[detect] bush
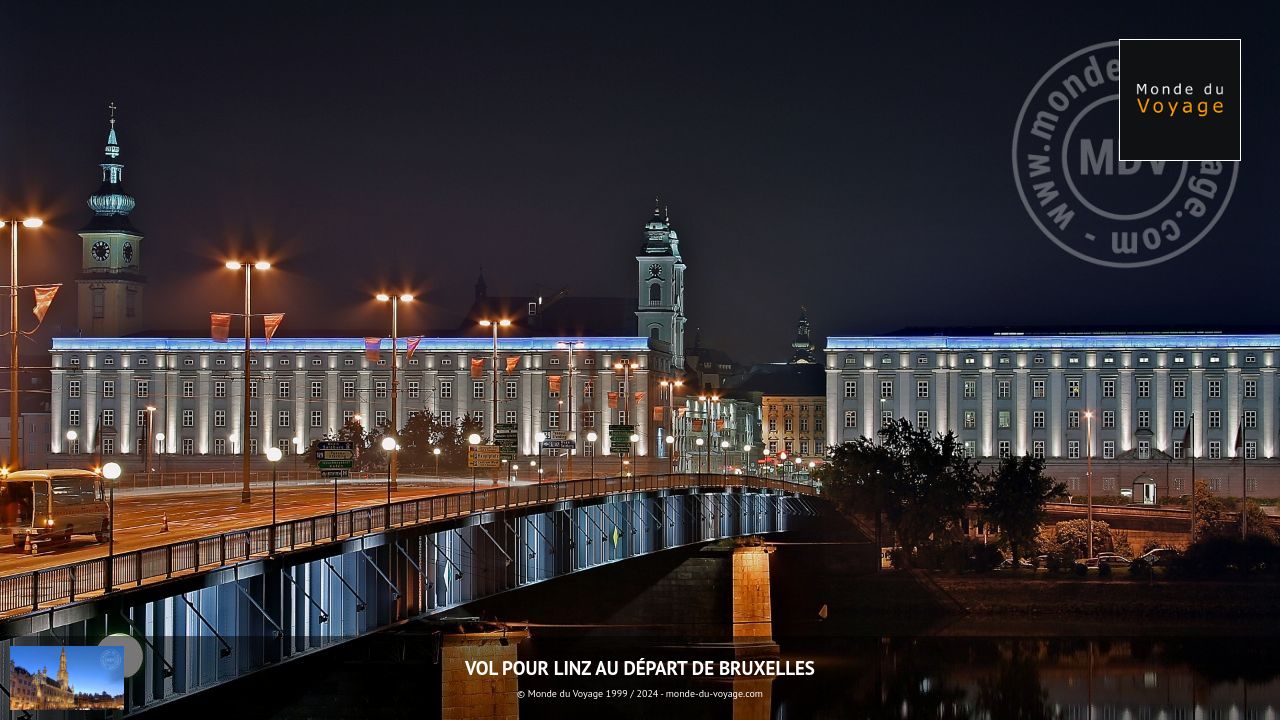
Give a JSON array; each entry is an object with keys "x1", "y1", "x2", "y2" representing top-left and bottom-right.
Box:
[
  {"x1": 1071, "y1": 562, "x2": 1087, "y2": 577},
  {"x1": 1141, "y1": 537, "x2": 1167, "y2": 555},
  {"x1": 1130, "y1": 557, "x2": 1153, "y2": 579},
  {"x1": 969, "y1": 543, "x2": 1003, "y2": 573},
  {"x1": 1045, "y1": 554, "x2": 1064, "y2": 572},
  {"x1": 1175, "y1": 535, "x2": 1280, "y2": 577},
  {"x1": 1097, "y1": 562, "x2": 1113, "y2": 579}
]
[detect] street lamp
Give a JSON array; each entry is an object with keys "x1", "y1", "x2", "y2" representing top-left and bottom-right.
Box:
[
  {"x1": 65, "y1": 430, "x2": 77, "y2": 455},
  {"x1": 695, "y1": 437, "x2": 705, "y2": 476},
  {"x1": 433, "y1": 446, "x2": 441, "y2": 480},
  {"x1": 266, "y1": 446, "x2": 283, "y2": 551},
  {"x1": 144, "y1": 406, "x2": 157, "y2": 472},
  {"x1": 101, "y1": 461, "x2": 122, "y2": 591},
  {"x1": 743, "y1": 445, "x2": 752, "y2": 476},
  {"x1": 225, "y1": 259, "x2": 271, "y2": 503},
  {"x1": 665, "y1": 435, "x2": 676, "y2": 476},
  {"x1": 468, "y1": 433, "x2": 483, "y2": 509},
  {"x1": 586, "y1": 431, "x2": 598, "y2": 478},
  {"x1": 1084, "y1": 410, "x2": 1095, "y2": 558},
  {"x1": 2, "y1": 216, "x2": 42, "y2": 470},
  {"x1": 630, "y1": 433, "x2": 640, "y2": 488},
  {"x1": 381, "y1": 436, "x2": 397, "y2": 528},
  {"x1": 376, "y1": 293, "x2": 413, "y2": 491},
  {"x1": 557, "y1": 340, "x2": 585, "y2": 476},
  {"x1": 478, "y1": 319, "x2": 512, "y2": 443},
  {"x1": 614, "y1": 360, "x2": 635, "y2": 468},
  {"x1": 659, "y1": 379, "x2": 683, "y2": 475},
  {"x1": 720, "y1": 439, "x2": 730, "y2": 474}
]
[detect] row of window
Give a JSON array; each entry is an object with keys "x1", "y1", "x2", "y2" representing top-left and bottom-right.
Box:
[
  {"x1": 842, "y1": 377, "x2": 1262, "y2": 400},
  {"x1": 946, "y1": 438, "x2": 1258, "y2": 461},
  {"x1": 67, "y1": 377, "x2": 605, "y2": 401},
  {"x1": 841, "y1": 408, "x2": 1259, "y2": 433},
  {"x1": 842, "y1": 351, "x2": 1257, "y2": 368},
  {"x1": 64, "y1": 407, "x2": 614, "y2": 432},
  {"x1": 62, "y1": 354, "x2": 609, "y2": 369}
]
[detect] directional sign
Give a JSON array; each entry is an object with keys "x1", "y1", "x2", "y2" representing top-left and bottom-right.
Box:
[
  {"x1": 468, "y1": 443, "x2": 502, "y2": 468},
  {"x1": 609, "y1": 424, "x2": 635, "y2": 455},
  {"x1": 321, "y1": 469, "x2": 350, "y2": 479},
  {"x1": 541, "y1": 439, "x2": 576, "y2": 450},
  {"x1": 317, "y1": 441, "x2": 355, "y2": 471}
]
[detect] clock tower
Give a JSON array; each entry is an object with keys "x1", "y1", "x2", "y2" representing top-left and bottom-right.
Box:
[
  {"x1": 77, "y1": 104, "x2": 145, "y2": 337},
  {"x1": 635, "y1": 199, "x2": 686, "y2": 370}
]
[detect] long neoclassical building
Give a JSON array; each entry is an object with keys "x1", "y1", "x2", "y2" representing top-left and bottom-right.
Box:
[{"x1": 825, "y1": 332, "x2": 1280, "y2": 500}]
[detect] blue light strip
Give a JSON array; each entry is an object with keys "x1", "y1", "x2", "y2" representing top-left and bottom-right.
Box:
[
  {"x1": 51, "y1": 336, "x2": 653, "y2": 352},
  {"x1": 826, "y1": 334, "x2": 1280, "y2": 351}
]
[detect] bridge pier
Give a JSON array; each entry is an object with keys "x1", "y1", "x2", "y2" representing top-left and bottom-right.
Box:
[
  {"x1": 440, "y1": 630, "x2": 528, "y2": 720},
  {"x1": 730, "y1": 540, "x2": 777, "y2": 655}
]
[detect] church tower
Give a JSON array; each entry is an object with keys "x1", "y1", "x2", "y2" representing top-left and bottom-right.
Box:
[
  {"x1": 77, "y1": 103, "x2": 145, "y2": 337},
  {"x1": 636, "y1": 198, "x2": 686, "y2": 370},
  {"x1": 790, "y1": 307, "x2": 816, "y2": 364},
  {"x1": 56, "y1": 646, "x2": 69, "y2": 690}
]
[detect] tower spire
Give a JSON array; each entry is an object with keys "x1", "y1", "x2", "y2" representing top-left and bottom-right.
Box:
[{"x1": 790, "y1": 306, "x2": 815, "y2": 364}]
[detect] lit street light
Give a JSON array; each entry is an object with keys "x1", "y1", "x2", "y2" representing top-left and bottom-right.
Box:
[
  {"x1": 65, "y1": 430, "x2": 77, "y2": 455},
  {"x1": 433, "y1": 446, "x2": 442, "y2": 480},
  {"x1": 478, "y1": 319, "x2": 512, "y2": 443},
  {"x1": 376, "y1": 292, "x2": 413, "y2": 491},
  {"x1": 225, "y1": 259, "x2": 271, "y2": 503},
  {"x1": 1084, "y1": 410, "x2": 1094, "y2": 559},
  {"x1": 468, "y1": 433, "x2": 483, "y2": 509},
  {"x1": 266, "y1": 446, "x2": 282, "y2": 551},
  {"x1": 743, "y1": 445, "x2": 753, "y2": 477},
  {"x1": 659, "y1": 379, "x2": 683, "y2": 475},
  {"x1": 630, "y1": 433, "x2": 640, "y2": 489},
  {"x1": 586, "y1": 431, "x2": 598, "y2": 478},
  {"x1": 720, "y1": 439, "x2": 730, "y2": 475},
  {"x1": 381, "y1": 435, "x2": 397, "y2": 528},
  {"x1": 101, "y1": 461, "x2": 122, "y2": 591},
  {"x1": 3, "y1": 216, "x2": 42, "y2": 470}
]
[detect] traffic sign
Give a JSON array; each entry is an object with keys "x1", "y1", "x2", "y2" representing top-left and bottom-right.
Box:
[
  {"x1": 541, "y1": 439, "x2": 576, "y2": 450},
  {"x1": 321, "y1": 469, "x2": 350, "y2": 479},
  {"x1": 609, "y1": 424, "x2": 635, "y2": 455},
  {"x1": 317, "y1": 441, "x2": 355, "y2": 471},
  {"x1": 494, "y1": 423, "x2": 519, "y2": 459},
  {"x1": 468, "y1": 443, "x2": 502, "y2": 468}
]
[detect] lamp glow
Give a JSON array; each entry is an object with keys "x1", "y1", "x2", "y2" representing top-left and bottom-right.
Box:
[
  {"x1": 266, "y1": 447, "x2": 283, "y2": 462},
  {"x1": 102, "y1": 462, "x2": 122, "y2": 480},
  {"x1": 586, "y1": 431, "x2": 598, "y2": 443},
  {"x1": 382, "y1": 436, "x2": 398, "y2": 451},
  {"x1": 468, "y1": 433, "x2": 482, "y2": 445}
]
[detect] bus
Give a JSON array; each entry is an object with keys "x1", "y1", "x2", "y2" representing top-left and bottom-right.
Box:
[{"x1": 0, "y1": 470, "x2": 110, "y2": 553}]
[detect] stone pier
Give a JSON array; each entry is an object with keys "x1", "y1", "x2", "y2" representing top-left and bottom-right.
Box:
[
  {"x1": 441, "y1": 631, "x2": 528, "y2": 720},
  {"x1": 730, "y1": 539, "x2": 779, "y2": 656}
]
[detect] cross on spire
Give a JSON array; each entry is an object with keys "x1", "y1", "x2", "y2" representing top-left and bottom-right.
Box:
[{"x1": 108, "y1": 101, "x2": 117, "y2": 127}]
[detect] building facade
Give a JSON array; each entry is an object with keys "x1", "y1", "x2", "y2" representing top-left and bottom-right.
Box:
[
  {"x1": 49, "y1": 337, "x2": 677, "y2": 464},
  {"x1": 825, "y1": 333, "x2": 1280, "y2": 500},
  {"x1": 8, "y1": 647, "x2": 74, "y2": 710},
  {"x1": 635, "y1": 201, "x2": 687, "y2": 371}
]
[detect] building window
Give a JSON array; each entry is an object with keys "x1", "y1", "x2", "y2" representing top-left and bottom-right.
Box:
[
  {"x1": 963, "y1": 440, "x2": 976, "y2": 457},
  {"x1": 473, "y1": 381, "x2": 485, "y2": 399},
  {"x1": 916, "y1": 410, "x2": 929, "y2": 430},
  {"x1": 1173, "y1": 379, "x2": 1186, "y2": 398},
  {"x1": 998, "y1": 411, "x2": 1011, "y2": 429},
  {"x1": 507, "y1": 410, "x2": 519, "y2": 425},
  {"x1": 1032, "y1": 411, "x2": 1045, "y2": 429},
  {"x1": 1245, "y1": 409, "x2": 1257, "y2": 429},
  {"x1": 1208, "y1": 441, "x2": 1221, "y2": 460},
  {"x1": 1137, "y1": 440, "x2": 1150, "y2": 459},
  {"x1": 408, "y1": 381, "x2": 420, "y2": 399},
  {"x1": 881, "y1": 411, "x2": 893, "y2": 428},
  {"x1": 1068, "y1": 440, "x2": 1080, "y2": 459},
  {"x1": 768, "y1": 418, "x2": 777, "y2": 433},
  {"x1": 1244, "y1": 378, "x2": 1257, "y2": 398},
  {"x1": 1102, "y1": 379, "x2": 1115, "y2": 398},
  {"x1": 343, "y1": 380, "x2": 356, "y2": 399},
  {"x1": 179, "y1": 380, "x2": 193, "y2": 398},
  {"x1": 1208, "y1": 410, "x2": 1221, "y2": 429},
  {"x1": 182, "y1": 438, "x2": 194, "y2": 455},
  {"x1": 1137, "y1": 379, "x2": 1150, "y2": 398},
  {"x1": 1102, "y1": 410, "x2": 1115, "y2": 429},
  {"x1": 1173, "y1": 440, "x2": 1184, "y2": 460},
  {"x1": 507, "y1": 380, "x2": 519, "y2": 399},
  {"x1": 963, "y1": 380, "x2": 976, "y2": 399},
  {"x1": 343, "y1": 410, "x2": 355, "y2": 424},
  {"x1": 180, "y1": 409, "x2": 193, "y2": 428},
  {"x1": 1173, "y1": 410, "x2": 1186, "y2": 428},
  {"x1": 998, "y1": 440, "x2": 1011, "y2": 458},
  {"x1": 311, "y1": 410, "x2": 322, "y2": 428},
  {"x1": 68, "y1": 380, "x2": 80, "y2": 398},
  {"x1": 1208, "y1": 379, "x2": 1221, "y2": 398},
  {"x1": 1067, "y1": 379, "x2": 1081, "y2": 398},
  {"x1": 916, "y1": 380, "x2": 929, "y2": 399},
  {"x1": 1137, "y1": 410, "x2": 1150, "y2": 428},
  {"x1": 250, "y1": 411, "x2": 258, "y2": 428},
  {"x1": 136, "y1": 409, "x2": 146, "y2": 427},
  {"x1": 375, "y1": 381, "x2": 388, "y2": 399},
  {"x1": 214, "y1": 410, "x2": 226, "y2": 427},
  {"x1": 1102, "y1": 441, "x2": 1115, "y2": 459},
  {"x1": 277, "y1": 380, "x2": 290, "y2": 399},
  {"x1": 136, "y1": 380, "x2": 149, "y2": 398},
  {"x1": 277, "y1": 411, "x2": 291, "y2": 428},
  {"x1": 799, "y1": 416, "x2": 809, "y2": 432},
  {"x1": 310, "y1": 380, "x2": 323, "y2": 399},
  {"x1": 548, "y1": 411, "x2": 560, "y2": 429},
  {"x1": 784, "y1": 418, "x2": 793, "y2": 433},
  {"x1": 440, "y1": 410, "x2": 452, "y2": 426},
  {"x1": 249, "y1": 439, "x2": 258, "y2": 455},
  {"x1": 439, "y1": 380, "x2": 452, "y2": 399},
  {"x1": 91, "y1": 288, "x2": 105, "y2": 318},
  {"x1": 250, "y1": 381, "x2": 259, "y2": 398},
  {"x1": 963, "y1": 410, "x2": 976, "y2": 429},
  {"x1": 1245, "y1": 440, "x2": 1257, "y2": 460},
  {"x1": 472, "y1": 410, "x2": 484, "y2": 427},
  {"x1": 102, "y1": 380, "x2": 115, "y2": 398},
  {"x1": 844, "y1": 380, "x2": 857, "y2": 398},
  {"x1": 375, "y1": 410, "x2": 387, "y2": 427},
  {"x1": 1032, "y1": 379, "x2": 1045, "y2": 398},
  {"x1": 214, "y1": 438, "x2": 226, "y2": 455},
  {"x1": 101, "y1": 410, "x2": 115, "y2": 427},
  {"x1": 997, "y1": 379, "x2": 1011, "y2": 399},
  {"x1": 68, "y1": 409, "x2": 80, "y2": 426},
  {"x1": 880, "y1": 380, "x2": 893, "y2": 399},
  {"x1": 1033, "y1": 440, "x2": 1045, "y2": 459},
  {"x1": 1068, "y1": 410, "x2": 1080, "y2": 429},
  {"x1": 844, "y1": 411, "x2": 857, "y2": 428},
  {"x1": 214, "y1": 381, "x2": 226, "y2": 398}
]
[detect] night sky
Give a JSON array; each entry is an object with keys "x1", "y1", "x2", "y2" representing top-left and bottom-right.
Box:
[{"x1": 2, "y1": 2, "x2": 1274, "y2": 364}]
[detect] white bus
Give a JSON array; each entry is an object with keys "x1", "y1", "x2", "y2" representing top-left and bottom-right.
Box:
[{"x1": 0, "y1": 470, "x2": 110, "y2": 553}]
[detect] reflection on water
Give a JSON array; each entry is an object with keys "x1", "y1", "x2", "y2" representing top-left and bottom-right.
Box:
[{"x1": 771, "y1": 637, "x2": 1280, "y2": 719}]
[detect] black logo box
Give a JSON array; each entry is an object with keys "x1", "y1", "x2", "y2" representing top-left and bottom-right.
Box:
[{"x1": 1118, "y1": 39, "x2": 1240, "y2": 162}]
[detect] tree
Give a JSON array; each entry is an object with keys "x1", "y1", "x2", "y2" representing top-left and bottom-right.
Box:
[
  {"x1": 1191, "y1": 479, "x2": 1226, "y2": 540},
  {"x1": 812, "y1": 435, "x2": 896, "y2": 545},
  {"x1": 979, "y1": 455, "x2": 1066, "y2": 568},
  {"x1": 1050, "y1": 519, "x2": 1116, "y2": 559}
]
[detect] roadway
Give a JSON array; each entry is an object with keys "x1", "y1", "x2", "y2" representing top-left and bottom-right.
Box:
[{"x1": 0, "y1": 476, "x2": 508, "y2": 577}]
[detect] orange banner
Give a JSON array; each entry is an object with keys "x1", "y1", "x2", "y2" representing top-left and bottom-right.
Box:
[
  {"x1": 653, "y1": 406, "x2": 665, "y2": 421},
  {"x1": 691, "y1": 418, "x2": 704, "y2": 432},
  {"x1": 364, "y1": 337, "x2": 381, "y2": 362},
  {"x1": 263, "y1": 313, "x2": 284, "y2": 342},
  {"x1": 505, "y1": 356, "x2": 520, "y2": 373},
  {"x1": 607, "y1": 391, "x2": 618, "y2": 409},
  {"x1": 634, "y1": 391, "x2": 645, "y2": 404},
  {"x1": 32, "y1": 285, "x2": 60, "y2": 326},
  {"x1": 716, "y1": 418, "x2": 725, "y2": 431},
  {"x1": 210, "y1": 313, "x2": 231, "y2": 343},
  {"x1": 405, "y1": 336, "x2": 422, "y2": 359},
  {"x1": 471, "y1": 358, "x2": 485, "y2": 379},
  {"x1": 548, "y1": 375, "x2": 562, "y2": 393}
]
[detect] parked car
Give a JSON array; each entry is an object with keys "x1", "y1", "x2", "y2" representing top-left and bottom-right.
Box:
[
  {"x1": 997, "y1": 558, "x2": 1037, "y2": 570},
  {"x1": 1083, "y1": 556, "x2": 1132, "y2": 569},
  {"x1": 1138, "y1": 548, "x2": 1180, "y2": 566}
]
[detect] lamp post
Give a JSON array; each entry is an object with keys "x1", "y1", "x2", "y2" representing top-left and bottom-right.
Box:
[
  {"x1": 666, "y1": 435, "x2": 676, "y2": 475},
  {"x1": 468, "y1": 433, "x2": 482, "y2": 510},
  {"x1": 629, "y1": 433, "x2": 640, "y2": 489},
  {"x1": 65, "y1": 430, "x2": 77, "y2": 456},
  {"x1": 101, "y1": 461, "x2": 122, "y2": 592},
  {"x1": 614, "y1": 359, "x2": 634, "y2": 476},
  {"x1": 226, "y1": 259, "x2": 270, "y2": 503},
  {"x1": 743, "y1": 445, "x2": 752, "y2": 477},
  {"x1": 478, "y1": 319, "x2": 511, "y2": 443},
  {"x1": 557, "y1": 340, "x2": 584, "y2": 476},
  {"x1": 266, "y1": 446, "x2": 282, "y2": 551},
  {"x1": 376, "y1": 293, "x2": 413, "y2": 491},
  {"x1": 586, "y1": 431, "x2": 597, "y2": 478},
  {"x1": 3, "y1": 217, "x2": 41, "y2": 470},
  {"x1": 720, "y1": 439, "x2": 730, "y2": 475},
  {"x1": 381, "y1": 436, "x2": 397, "y2": 528},
  {"x1": 695, "y1": 437, "x2": 704, "y2": 475},
  {"x1": 659, "y1": 379, "x2": 683, "y2": 475},
  {"x1": 535, "y1": 432, "x2": 546, "y2": 482},
  {"x1": 433, "y1": 446, "x2": 441, "y2": 481},
  {"x1": 1084, "y1": 410, "x2": 1095, "y2": 559},
  {"x1": 144, "y1": 406, "x2": 157, "y2": 472}
]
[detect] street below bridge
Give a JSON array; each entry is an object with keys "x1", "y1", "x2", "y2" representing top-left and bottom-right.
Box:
[{"x1": 0, "y1": 476, "x2": 517, "y2": 577}]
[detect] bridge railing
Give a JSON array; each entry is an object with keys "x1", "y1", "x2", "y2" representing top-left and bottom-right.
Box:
[{"x1": 0, "y1": 473, "x2": 817, "y2": 617}]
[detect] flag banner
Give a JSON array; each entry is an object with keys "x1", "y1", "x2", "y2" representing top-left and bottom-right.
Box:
[
  {"x1": 263, "y1": 313, "x2": 284, "y2": 342},
  {"x1": 506, "y1": 356, "x2": 520, "y2": 373},
  {"x1": 1235, "y1": 422, "x2": 1244, "y2": 452},
  {"x1": 405, "y1": 336, "x2": 422, "y2": 359},
  {"x1": 634, "y1": 391, "x2": 645, "y2": 404},
  {"x1": 716, "y1": 418, "x2": 725, "y2": 431},
  {"x1": 364, "y1": 337, "x2": 382, "y2": 362},
  {"x1": 31, "y1": 285, "x2": 60, "y2": 327},
  {"x1": 471, "y1": 357, "x2": 485, "y2": 379},
  {"x1": 607, "y1": 391, "x2": 618, "y2": 409},
  {"x1": 1181, "y1": 421, "x2": 1192, "y2": 459},
  {"x1": 653, "y1": 406, "x2": 665, "y2": 421},
  {"x1": 548, "y1": 375, "x2": 562, "y2": 393},
  {"x1": 692, "y1": 418, "x2": 704, "y2": 432},
  {"x1": 210, "y1": 313, "x2": 231, "y2": 342}
]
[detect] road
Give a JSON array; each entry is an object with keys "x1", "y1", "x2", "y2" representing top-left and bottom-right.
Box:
[{"x1": 0, "y1": 478, "x2": 495, "y2": 577}]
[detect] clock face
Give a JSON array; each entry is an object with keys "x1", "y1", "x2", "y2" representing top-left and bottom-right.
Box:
[
  {"x1": 123, "y1": 242, "x2": 134, "y2": 263},
  {"x1": 91, "y1": 241, "x2": 110, "y2": 262},
  {"x1": 648, "y1": 263, "x2": 663, "y2": 278}
]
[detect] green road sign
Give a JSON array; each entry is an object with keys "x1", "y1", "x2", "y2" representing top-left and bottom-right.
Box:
[
  {"x1": 608, "y1": 424, "x2": 635, "y2": 455},
  {"x1": 317, "y1": 441, "x2": 355, "y2": 471}
]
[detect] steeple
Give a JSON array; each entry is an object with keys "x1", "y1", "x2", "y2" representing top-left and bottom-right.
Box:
[
  {"x1": 790, "y1": 307, "x2": 816, "y2": 364},
  {"x1": 84, "y1": 102, "x2": 138, "y2": 232},
  {"x1": 641, "y1": 195, "x2": 681, "y2": 257},
  {"x1": 474, "y1": 268, "x2": 488, "y2": 300},
  {"x1": 57, "y1": 646, "x2": 69, "y2": 689}
]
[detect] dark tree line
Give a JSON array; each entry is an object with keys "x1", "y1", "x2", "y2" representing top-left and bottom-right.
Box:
[{"x1": 303, "y1": 412, "x2": 485, "y2": 474}]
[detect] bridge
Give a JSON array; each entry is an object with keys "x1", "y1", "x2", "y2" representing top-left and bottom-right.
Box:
[{"x1": 0, "y1": 473, "x2": 822, "y2": 715}]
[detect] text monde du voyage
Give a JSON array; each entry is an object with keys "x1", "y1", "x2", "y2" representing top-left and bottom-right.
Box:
[{"x1": 1134, "y1": 83, "x2": 1228, "y2": 118}]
